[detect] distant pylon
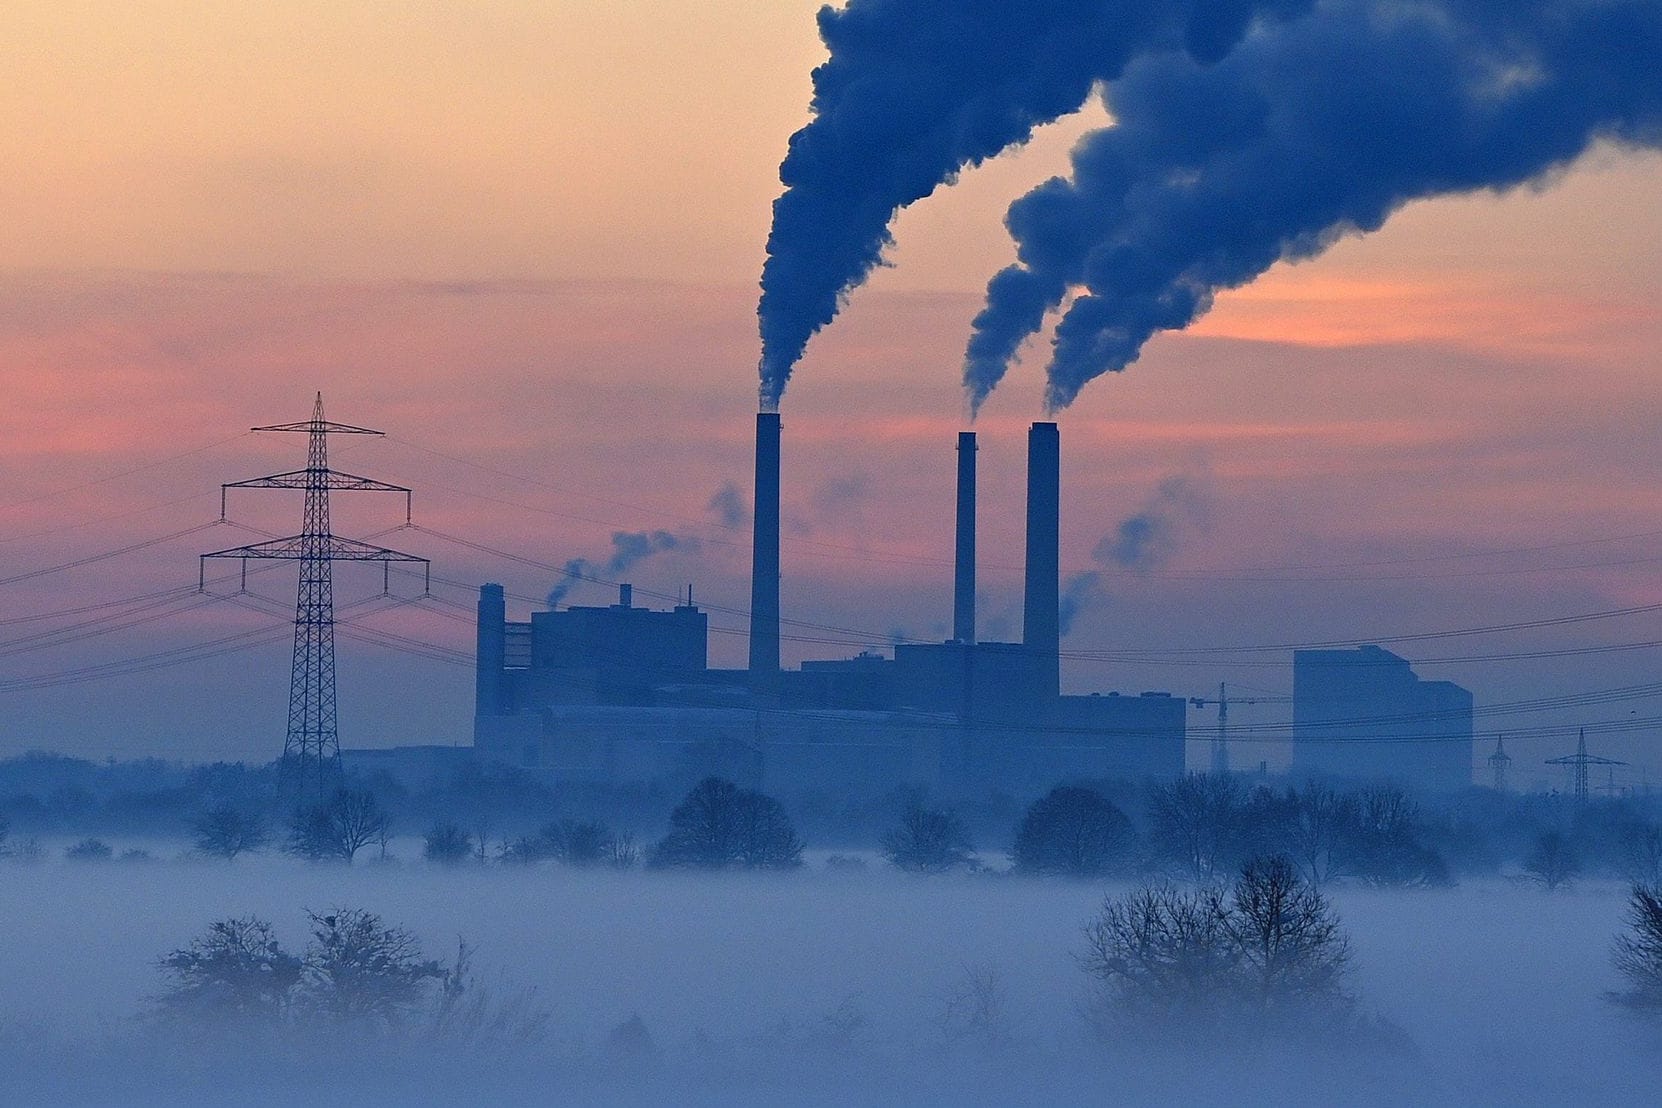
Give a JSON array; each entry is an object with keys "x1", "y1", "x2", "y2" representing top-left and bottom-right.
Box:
[
  {"x1": 1487, "y1": 734, "x2": 1512, "y2": 792},
  {"x1": 1545, "y1": 729, "x2": 1627, "y2": 804},
  {"x1": 201, "y1": 394, "x2": 429, "y2": 804}
]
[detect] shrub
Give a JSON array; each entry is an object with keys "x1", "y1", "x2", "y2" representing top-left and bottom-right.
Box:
[
  {"x1": 156, "y1": 916, "x2": 301, "y2": 1023},
  {"x1": 423, "y1": 822, "x2": 473, "y2": 865},
  {"x1": 1524, "y1": 831, "x2": 1580, "y2": 890},
  {"x1": 65, "y1": 838, "x2": 113, "y2": 861}
]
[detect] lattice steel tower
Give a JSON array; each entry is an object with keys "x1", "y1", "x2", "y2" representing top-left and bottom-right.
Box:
[
  {"x1": 202, "y1": 395, "x2": 428, "y2": 803},
  {"x1": 1545, "y1": 729, "x2": 1627, "y2": 804}
]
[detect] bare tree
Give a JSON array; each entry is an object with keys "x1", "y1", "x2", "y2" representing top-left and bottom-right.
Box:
[
  {"x1": 1082, "y1": 857, "x2": 1358, "y2": 1040},
  {"x1": 1012, "y1": 785, "x2": 1134, "y2": 878},
  {"x1": 882, "y1": 801, "x2": 974, "y2": 873},
  {"x1": 1337, "y1": 785, "x2": 1448, "y2": 886},
  {"x1": 190, "y1": 804, "x2": 270, "y2": 860},
  {"x1": 1224, "y1": 855, "x2": 1353, "y2": 1018},
  {"x1": 937, "y1": 962, "x2": 1009, "y2": 1047},
  {"x1": 286, "y1": 789, "x2": 390, "y2": 864},
  {"x1": 1284, "y1": 783, "x2": 1355, "y2": 886},
  {"x1": 1147, "y1": 772, "x2": 1245, "y2": 882},
  {"x1": 1081, "y1": 883, "x2": 1238, "y2": 1028},
  {"x1": 1612, "y1": 883, "x2": 1662, "y2": 1011}
]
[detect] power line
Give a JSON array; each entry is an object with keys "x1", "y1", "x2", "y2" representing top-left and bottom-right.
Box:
[
  {"x1": 0, "y1": 431, "x2": 252, "y2": 512},
  {"x1": 0, "y1": 520, "x2": 227, "y2": 588}
]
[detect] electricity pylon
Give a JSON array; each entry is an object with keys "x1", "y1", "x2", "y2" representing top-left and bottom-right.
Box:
[
  {"x1": 201, "y1": 394, "x2": 428, "y2": 804},
  {"x1": 1487, "y1": 734, "x2": 1512, "y2": 792},
  {"x1": 1545, "y1": 729, "x2": 1627, "y2": 804}
]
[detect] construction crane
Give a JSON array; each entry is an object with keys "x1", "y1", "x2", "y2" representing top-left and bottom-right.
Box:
[
  {"x1": 1187, "y1": 683, "x2": 1291, "y2": 775},
  {"x1": 1487, "y1": 734, "x2": 1512, "y2": 792},
  {"x1": 1545, "y1": 729, "x2": 1627, "y2": 804}
]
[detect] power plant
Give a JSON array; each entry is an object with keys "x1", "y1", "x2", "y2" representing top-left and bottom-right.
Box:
[{"x1": 473, "y1": 416, "x2": 1187, "y2": 800}]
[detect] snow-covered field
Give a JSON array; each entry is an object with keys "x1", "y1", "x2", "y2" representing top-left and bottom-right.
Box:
[{"x1": 1, "y1": 848, "x2": 1658, "y2": 1105}]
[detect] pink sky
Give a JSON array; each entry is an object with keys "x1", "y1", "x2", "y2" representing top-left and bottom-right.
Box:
[{"x1": 3, "y1": 3, "x2": 1662, "y2": 785}]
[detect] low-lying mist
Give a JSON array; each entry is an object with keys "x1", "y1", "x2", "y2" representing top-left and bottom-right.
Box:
[{"x1": 2, "y1": 850, "x2": 1658, "y2": 1105}]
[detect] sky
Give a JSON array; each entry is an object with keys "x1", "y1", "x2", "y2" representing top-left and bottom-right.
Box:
[{"x1": 3, "y1": 1, "x2": 1662, "y2": 784}]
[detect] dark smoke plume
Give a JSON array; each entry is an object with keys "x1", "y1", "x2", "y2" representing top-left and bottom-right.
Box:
[
  {"x1": 1095, "y1": 472, "x2": 1211, "y2": 572},
  {"x1": 757, "y1": 0, "x2": 1314, "y2": 409},
  {"x1": 967, "y1": 0, "x2": 1662, "y2": 413},
  {"x1": 707, "y1": 481, "x2": 749, "y2": 528},
  {"x1": 546, "y1": 530, "x2": 699, "y2": 609}
]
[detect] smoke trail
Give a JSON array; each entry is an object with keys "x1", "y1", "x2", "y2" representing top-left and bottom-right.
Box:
[
  {"x1": 706, "y1": 482, "x2": 749, "y2": 529},
  {"x1": 546, "y1": 530, "x2": 700, "y2": 608},
  {"x1": 1058, "y1": 571, "x2": 1106, "y2": 637},
  {"x1": 1095, "y1": 473, "x2": 1211, "y2": 572},
  {"x1": 757, "y1": 0, "x2": 1315, "y2": 409},
  {"x1": 966, "y1": 0, "x2": 1662, "y2": 413}
]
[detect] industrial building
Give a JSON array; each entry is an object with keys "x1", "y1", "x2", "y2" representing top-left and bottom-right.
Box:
[
  {"x1": 1291, "y1": 645, "x2": 1474, "y2": 792},
  {"x1": 474, "y1": 417, "x2": 1187, "y2": 800}
]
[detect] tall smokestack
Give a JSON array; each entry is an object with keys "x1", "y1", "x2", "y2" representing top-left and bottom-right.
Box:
[
  {"x1": 475, "y1": 583, "x2": 507, "y2": 716},
  {"x1": 749, "y1": 411, "x2": 782, "y2": 679},
  {"x1": 953, "y1": 431, "x2": 977, "y2": 643},
  {"x1": 1024, "y1": 421, "x2": 1060, "y2": 698}
]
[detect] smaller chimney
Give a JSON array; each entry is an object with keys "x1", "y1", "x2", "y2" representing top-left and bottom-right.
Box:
[{"x1": 618, "y1": 583, "x2": 633, "y2": 608}]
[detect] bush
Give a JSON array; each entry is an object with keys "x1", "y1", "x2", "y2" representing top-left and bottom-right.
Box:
[
  {"x1": 1011, "y1": 786, "x2": 1134, "y2": 877},
  {"x1": 1524, "y1": 831, "x2": 1580, "y2": 890},
  {"x1": 423, "y1": 822, "x2": 473, "y2": 865},
  {"x1": 881, "y1": 801, "x2": 974, "y2": 874},
  {"x1": 157, "y1": 908, "x2": 550, "y2": 1042},
  {"x1": 156, "y1": 916, "x2": 301, "y2": 1023},
  {"x1": 64, "y1": 837, "x2": 113, "y2": 861}
]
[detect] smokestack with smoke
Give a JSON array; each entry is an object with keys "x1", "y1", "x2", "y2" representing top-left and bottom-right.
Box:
[
  {"x1": 545, "y1": 530, "x2": 698, "y2": 609},
  {"x1": 749, "y1": 412, "x2": 782, "y2": 679},
  {"x1": 757, "y1": 0, "x2": 1314, "y2": 409},
  {"x1": 1024, "y1": 421, "x2": 1061, "y2": 698},
  {"x1": 966, "y1": 1, "x2": 1662, "y2": 414},
  {"x1": 953, "y1": 431, "x2": 977, "y2": 644}
]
